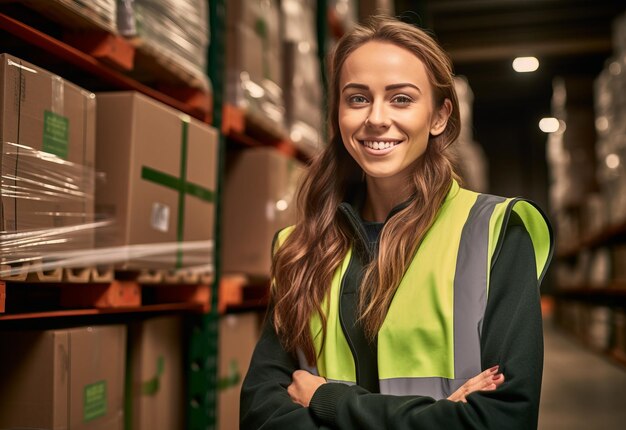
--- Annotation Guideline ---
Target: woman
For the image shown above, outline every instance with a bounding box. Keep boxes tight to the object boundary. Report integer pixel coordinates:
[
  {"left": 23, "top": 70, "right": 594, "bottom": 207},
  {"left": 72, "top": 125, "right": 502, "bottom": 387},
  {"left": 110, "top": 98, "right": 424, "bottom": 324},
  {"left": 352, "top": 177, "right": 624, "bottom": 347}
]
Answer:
[{"left": 241, "top": 16, "right": 554, "bottom": 429}]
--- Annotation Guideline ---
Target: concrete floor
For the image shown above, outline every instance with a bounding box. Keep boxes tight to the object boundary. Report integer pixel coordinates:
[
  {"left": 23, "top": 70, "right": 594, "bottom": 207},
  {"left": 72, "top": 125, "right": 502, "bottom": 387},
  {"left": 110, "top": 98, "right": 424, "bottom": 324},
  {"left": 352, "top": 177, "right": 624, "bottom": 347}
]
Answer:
[{"left": 539, "top": 320, "right": 626, "bottom": 430}]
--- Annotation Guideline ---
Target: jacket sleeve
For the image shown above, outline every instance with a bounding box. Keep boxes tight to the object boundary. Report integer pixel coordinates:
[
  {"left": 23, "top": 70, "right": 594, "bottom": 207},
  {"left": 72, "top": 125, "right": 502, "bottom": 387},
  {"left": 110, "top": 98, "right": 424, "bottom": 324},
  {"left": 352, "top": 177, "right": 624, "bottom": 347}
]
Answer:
[
  {"left": 308, "top": 217, "right": 546, "bottom": 429},
  {"left": 239, "top": 309, "right": 331, "bottom": 429}
]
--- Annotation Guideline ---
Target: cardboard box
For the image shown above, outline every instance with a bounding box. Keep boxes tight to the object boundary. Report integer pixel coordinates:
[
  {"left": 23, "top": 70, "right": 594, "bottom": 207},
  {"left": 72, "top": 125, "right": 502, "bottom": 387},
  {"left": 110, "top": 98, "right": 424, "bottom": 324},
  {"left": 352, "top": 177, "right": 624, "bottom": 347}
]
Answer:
[
  {"left": 0, "top": 324, "right": 126, "bottom": 429},
  {"left": 222, "top": 148, "right": 304, "bottom": 277},
  {"left": 95, "top": 91, "right": 218, "bottom": 270},
  {"left": 218, "top": 312, "right": 263, "bottom": 430},
  {"left": 127, "top": 316, "right": 184, "bottom": 430},
  {"left": 0, "top": 53, "right": 96, "bottom": 259}
]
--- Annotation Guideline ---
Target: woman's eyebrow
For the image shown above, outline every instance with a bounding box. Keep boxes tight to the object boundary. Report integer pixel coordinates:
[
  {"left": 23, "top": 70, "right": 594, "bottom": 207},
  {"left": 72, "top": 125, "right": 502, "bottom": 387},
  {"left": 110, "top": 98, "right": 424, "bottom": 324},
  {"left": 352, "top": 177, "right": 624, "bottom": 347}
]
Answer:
[
  {"left": 341, "top": 82, "right": 422, "bottom": 93},
  {"left": 385, "top": 83, "right": 422, "bottom": 93},
  {"left": 342, "top": 83, "right": 369, "bottom": 92}
]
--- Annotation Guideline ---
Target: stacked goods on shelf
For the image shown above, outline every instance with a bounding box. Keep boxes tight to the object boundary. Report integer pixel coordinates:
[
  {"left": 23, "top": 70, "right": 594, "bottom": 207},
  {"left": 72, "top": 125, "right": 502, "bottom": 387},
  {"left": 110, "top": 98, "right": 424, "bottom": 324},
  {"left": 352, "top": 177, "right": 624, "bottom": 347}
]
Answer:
[
  {"left": 95, "top": 91, "right": 218, "bottom": 277},
  {"left": 554, "top": 302, "right": 613, "bottom": 352},
  {"left": 117, "top": 0, "right": 210, "bottom": 89},
  {"left": 8, "top": 0, "right": 118, "bottom": 33},
  {"left": 127, "top": 316, "right": 184, "bottom": 430},
  {"left": 453, "top": 76, "right": 488, "bottom": 193},
  {"left": 225, "top": 0, "right": 285, "bottom": 135},
  {"left": 547, "top": 76, "right": 597, "bottom": 253},
  {"left": 282, "top": 0, "right": 324, "bottom": 156},
  {"left": 0, "top": 54, "right": 96, "bottom": 277},
  {"left": 222, "top": 147, "right": 304, "bottom": 278},
  {"left": 0, "top": 325, "right": 126, "bottom": 429},
  {"left": 218, "top": 312, "right": 263, "bottom": 430},
  {"left": 552, "top": 12, "right": 626, "bottom": 365},
  {"left": 594, "top": 42, "right": 626, "bottom": 229}
]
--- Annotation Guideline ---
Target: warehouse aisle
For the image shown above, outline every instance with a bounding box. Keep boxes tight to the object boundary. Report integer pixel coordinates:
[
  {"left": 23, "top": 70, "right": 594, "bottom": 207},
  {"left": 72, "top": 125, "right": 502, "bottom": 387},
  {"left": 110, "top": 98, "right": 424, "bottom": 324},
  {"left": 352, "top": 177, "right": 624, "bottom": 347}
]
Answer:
[{"left": 539, "top": 319, "right": 626, "bottom": 429}]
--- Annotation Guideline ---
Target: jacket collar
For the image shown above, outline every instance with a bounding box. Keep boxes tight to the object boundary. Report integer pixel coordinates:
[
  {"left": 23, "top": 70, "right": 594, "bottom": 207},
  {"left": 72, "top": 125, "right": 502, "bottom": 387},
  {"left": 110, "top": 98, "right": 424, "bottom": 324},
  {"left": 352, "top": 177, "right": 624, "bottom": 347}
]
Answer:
[{"left": 337, "top": 179, "right": 460, "bottom": 256}]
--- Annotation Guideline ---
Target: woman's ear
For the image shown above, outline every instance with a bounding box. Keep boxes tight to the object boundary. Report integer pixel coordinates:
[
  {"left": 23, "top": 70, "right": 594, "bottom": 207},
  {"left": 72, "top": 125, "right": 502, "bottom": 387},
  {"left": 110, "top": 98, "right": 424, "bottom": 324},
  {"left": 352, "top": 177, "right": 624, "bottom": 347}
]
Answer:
[{"left": 430, "top": 98, "right": 452, "bottom": 136}]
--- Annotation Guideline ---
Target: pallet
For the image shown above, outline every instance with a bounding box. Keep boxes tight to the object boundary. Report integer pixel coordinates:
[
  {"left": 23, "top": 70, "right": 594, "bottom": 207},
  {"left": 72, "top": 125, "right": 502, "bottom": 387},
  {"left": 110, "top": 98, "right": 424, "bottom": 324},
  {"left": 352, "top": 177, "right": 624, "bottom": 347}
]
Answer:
[
  {"left": 0, "top": 278, "right": 211, "bottom": 320},
  {"left": 1, "top": 259, "right": 214, "bottom": 285}
]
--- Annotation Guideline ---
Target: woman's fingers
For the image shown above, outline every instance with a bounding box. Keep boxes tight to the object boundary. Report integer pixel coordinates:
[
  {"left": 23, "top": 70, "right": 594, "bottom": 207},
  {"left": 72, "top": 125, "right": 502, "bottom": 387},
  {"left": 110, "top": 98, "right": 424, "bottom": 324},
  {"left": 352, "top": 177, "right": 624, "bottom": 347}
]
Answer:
[{"left": 447, "top": 365, "right": 505, "bottom": 402}]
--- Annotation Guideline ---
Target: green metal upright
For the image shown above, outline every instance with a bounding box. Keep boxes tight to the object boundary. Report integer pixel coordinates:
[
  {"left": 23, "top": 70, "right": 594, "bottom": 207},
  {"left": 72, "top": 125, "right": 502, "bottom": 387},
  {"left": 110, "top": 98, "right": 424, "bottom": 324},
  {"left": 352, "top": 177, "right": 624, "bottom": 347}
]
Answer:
[{"left": 187, "top": 0, "right": 226, "bottom": 429}]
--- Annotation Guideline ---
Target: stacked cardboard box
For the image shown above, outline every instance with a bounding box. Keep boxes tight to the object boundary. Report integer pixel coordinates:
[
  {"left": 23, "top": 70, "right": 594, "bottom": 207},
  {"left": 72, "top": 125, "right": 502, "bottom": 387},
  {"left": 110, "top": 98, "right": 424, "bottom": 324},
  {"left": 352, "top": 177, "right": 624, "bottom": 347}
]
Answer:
[
  {"left": 218, "top": 312, "right": 263, "bottom": 430},
  {"left": 95, "top": 91, "right": 218, "bottom": 272},
  {"left": 222, "top": 148, "right": 304, "bottom": 277},
  {"left": 226, "top": 0, "right": 285, "bottom": 133},
  {"left": 0, "top": 325, "right": 126, "bottom": 429},
  {"left": 127, "top": 316, "right": 184, "bottom": 430},
  {"left": 0, "top": 53, "right": 96, "bottom": 266},
  {"left": 282, "top": 0, "right": 324, "bottom": 156}
]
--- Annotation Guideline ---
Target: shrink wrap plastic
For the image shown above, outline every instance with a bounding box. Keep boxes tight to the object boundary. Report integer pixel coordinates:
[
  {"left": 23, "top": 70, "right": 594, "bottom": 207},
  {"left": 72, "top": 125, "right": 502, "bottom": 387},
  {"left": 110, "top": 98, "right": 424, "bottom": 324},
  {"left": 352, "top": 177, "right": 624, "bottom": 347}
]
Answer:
[
  {"left": 0, "top": 143, "right": 214, "bottom": 278},
  {"left": 117, "top": 0, "right": 210, "bottom": 90}
]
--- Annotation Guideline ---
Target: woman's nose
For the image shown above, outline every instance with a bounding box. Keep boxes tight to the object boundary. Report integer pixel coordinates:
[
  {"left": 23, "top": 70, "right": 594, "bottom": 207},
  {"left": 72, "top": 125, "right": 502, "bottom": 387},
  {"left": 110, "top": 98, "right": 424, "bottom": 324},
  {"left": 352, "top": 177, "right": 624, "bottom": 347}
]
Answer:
[{"left": 365, "top": 102, "right": 391, "bottom": 128}]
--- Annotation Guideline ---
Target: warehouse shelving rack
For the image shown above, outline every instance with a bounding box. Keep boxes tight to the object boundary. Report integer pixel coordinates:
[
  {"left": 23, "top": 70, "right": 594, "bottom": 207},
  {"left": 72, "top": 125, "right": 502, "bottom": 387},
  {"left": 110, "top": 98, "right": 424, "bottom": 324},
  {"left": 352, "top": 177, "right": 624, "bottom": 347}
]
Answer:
[
  {"left": 0, "top": 0, "right": 333, "bottom": 427},
  {"left": 0, "top": 2, "right": 222, "bottom": 428},
  {"left": 552, "top": 207, "right": 626, "bottom": 370}
]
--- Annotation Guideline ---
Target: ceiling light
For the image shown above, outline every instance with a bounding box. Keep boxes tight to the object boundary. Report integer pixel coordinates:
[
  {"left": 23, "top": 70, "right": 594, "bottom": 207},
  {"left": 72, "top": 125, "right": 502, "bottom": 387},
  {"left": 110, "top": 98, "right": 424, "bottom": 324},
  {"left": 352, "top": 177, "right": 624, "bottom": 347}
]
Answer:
[
  {"left": 606, "top": 154, "right": 620, "bottom": 169},
  {"left": 539, "top": 117, "right": 560, "bottom": 133},
  {"left": 513, "top": 57, "right": 539, "bottom": 73}
]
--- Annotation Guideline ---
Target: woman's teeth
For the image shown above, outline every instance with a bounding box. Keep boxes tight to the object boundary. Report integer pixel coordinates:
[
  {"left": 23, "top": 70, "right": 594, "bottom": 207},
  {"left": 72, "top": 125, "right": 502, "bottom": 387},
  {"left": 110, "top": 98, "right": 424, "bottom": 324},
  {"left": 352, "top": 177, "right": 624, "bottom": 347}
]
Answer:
[{"left": 362, "top": 140, "right": 400, "bottom": 150}]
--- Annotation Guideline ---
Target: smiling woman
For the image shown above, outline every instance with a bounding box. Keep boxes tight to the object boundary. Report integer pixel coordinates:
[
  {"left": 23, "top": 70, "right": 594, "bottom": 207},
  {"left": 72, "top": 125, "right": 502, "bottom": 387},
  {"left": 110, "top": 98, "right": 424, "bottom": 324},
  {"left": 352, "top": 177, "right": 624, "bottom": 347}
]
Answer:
[{"left": 240, "top": 15, "right": 554, "bottom": 430}]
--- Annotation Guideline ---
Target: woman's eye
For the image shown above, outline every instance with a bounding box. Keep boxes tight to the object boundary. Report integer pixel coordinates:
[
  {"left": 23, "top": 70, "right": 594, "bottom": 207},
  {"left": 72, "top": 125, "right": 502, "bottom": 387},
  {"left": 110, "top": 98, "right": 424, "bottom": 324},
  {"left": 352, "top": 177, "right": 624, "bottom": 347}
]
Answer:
[
  {"left": 392, "top": 95, "right": 413, "bottom": 105},
  {"left": 348, "top": 95, "right": 368, "bottom": 104}
]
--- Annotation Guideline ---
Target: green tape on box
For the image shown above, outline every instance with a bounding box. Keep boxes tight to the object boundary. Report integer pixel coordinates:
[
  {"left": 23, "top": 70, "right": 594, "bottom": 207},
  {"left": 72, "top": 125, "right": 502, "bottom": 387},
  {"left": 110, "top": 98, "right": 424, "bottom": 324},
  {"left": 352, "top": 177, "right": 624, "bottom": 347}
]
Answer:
[
  {"left": 43, "top": 110, "right": 69, "bottom": 158},
  {"left": 84, "top": 380, "right": 107, "bottom": 422},
  {"left": 140, "top": 119, "right": 215, "bottom": 269},
  {"left": 217, "top": 359, "right": 241, "bottom": 390}
]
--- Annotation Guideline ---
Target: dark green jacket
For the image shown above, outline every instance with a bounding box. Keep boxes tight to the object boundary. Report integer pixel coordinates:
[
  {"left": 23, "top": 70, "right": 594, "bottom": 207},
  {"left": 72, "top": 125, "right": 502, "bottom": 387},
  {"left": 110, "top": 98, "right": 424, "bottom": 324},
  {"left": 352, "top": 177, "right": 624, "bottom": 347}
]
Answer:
[{"left": 241, "top": 202, "right": 548, "bottom": 429}]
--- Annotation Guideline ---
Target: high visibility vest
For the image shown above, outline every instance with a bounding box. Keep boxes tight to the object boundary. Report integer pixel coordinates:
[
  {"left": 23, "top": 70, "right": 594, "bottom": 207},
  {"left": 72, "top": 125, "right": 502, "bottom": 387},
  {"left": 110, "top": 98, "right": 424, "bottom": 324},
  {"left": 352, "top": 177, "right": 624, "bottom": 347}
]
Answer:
[{"left": 276, "top": 180, "right": 554, "bottom": 399}]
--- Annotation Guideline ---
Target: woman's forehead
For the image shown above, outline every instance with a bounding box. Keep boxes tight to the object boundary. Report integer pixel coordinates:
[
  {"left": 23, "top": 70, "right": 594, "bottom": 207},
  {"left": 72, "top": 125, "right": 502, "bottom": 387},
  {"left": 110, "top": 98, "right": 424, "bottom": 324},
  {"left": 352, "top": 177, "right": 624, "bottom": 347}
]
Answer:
[{"left": 340, "top": 41, "right": 430, "bottom": 89}]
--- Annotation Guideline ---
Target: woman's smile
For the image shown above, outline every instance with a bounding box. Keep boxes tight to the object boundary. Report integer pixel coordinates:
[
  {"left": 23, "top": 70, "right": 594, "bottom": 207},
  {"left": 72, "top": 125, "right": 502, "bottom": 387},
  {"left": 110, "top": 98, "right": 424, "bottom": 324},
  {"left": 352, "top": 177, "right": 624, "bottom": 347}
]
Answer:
[{"left": 358, "top": 138, "right": 404, "bottom": 155}]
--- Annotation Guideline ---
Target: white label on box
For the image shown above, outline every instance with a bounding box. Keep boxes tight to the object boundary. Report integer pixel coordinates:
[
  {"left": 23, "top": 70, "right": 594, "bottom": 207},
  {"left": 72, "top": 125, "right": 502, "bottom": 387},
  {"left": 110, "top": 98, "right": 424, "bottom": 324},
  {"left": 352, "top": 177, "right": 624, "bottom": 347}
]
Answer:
[{"left": 151, "top": 202, "right": 170, "bottom": 233}]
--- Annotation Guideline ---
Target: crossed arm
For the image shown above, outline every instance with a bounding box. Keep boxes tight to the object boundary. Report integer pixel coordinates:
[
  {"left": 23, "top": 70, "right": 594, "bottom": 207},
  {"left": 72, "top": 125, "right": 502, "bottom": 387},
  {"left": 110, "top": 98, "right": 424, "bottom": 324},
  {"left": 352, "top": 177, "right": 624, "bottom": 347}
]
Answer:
[{"left": 240, "top": 224, "right": 543, "bottom": 429}]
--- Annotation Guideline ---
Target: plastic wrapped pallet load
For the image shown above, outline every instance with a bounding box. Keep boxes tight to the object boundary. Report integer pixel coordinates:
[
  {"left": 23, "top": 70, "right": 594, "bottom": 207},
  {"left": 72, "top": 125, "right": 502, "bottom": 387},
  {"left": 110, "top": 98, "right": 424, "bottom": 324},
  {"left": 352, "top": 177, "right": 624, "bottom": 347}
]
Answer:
[{"left": 0, "top": 53, "right": 96, "bottom": 278}]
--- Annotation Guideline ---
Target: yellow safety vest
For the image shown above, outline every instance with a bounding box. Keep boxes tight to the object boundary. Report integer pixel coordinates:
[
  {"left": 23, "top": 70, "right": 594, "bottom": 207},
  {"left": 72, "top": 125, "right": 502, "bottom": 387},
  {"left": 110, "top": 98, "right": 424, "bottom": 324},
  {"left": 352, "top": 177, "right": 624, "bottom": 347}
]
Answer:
[{"left": 276, "top": 180, "right": 553, "bottom": 399}]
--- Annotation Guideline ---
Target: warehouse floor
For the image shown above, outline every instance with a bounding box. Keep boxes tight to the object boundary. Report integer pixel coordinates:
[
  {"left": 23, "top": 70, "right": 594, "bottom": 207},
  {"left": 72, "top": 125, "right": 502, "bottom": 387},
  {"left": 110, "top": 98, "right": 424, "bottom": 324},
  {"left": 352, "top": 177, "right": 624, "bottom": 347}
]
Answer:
[{"left": 539, "top": 319, "right": 626, "bottom": 430}]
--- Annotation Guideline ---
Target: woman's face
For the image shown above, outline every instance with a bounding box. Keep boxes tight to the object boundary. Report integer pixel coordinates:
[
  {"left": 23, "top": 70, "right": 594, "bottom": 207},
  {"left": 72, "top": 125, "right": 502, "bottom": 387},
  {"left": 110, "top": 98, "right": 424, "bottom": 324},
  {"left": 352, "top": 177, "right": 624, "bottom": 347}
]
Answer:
[{"left": 338, "top": 41, "right": 450, "bottom": 185}]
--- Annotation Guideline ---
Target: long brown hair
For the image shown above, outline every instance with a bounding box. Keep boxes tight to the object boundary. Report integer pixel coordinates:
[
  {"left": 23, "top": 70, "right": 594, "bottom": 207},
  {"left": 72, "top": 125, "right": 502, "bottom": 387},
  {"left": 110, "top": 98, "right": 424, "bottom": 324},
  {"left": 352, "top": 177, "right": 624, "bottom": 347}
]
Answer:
[{"left": 271, "top": 16, "right": 462, "bottom": 365}]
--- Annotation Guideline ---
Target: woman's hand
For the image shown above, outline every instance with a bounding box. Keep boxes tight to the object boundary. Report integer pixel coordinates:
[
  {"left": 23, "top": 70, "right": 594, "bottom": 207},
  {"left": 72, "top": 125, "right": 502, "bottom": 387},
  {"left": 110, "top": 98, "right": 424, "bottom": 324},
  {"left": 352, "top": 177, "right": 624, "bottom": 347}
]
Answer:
[
  {"left": 447, "top": 365, "right": 505, "bottom": 403},
  {"left": 287, "top": 370, "right": 327, "bottom": 407}
]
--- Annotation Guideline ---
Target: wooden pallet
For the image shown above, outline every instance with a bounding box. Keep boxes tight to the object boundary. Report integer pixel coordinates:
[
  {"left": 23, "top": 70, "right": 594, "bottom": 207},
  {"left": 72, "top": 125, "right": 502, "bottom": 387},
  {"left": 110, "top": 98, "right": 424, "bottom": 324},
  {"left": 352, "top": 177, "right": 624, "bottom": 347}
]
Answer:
[
  {"left": 1, "top": 260, "right": 213, "bottom": 285},
  {"left": 0, "top": 278, "right": 211, "bottom": 320}
]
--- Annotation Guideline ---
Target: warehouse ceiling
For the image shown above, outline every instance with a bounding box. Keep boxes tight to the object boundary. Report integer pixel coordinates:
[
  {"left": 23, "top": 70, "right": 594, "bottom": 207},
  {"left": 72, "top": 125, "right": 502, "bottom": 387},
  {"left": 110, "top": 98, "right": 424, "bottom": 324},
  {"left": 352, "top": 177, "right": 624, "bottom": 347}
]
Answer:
[
  {"left": 393, "top": 0, "right": 625, "bottom": 204},
  {"left": 395, "top": 0, "right": 625, "bottom": 101}
]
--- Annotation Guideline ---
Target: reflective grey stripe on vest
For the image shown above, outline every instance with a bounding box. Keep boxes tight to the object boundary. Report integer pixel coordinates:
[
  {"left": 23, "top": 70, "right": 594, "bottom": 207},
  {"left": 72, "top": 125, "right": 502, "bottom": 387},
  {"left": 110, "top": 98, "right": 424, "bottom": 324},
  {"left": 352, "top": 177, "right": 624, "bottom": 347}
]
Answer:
[
  {"left": 380, "top": 377, "right": 468, "bottom": 399},
  {"left": 380, "top": 194, "right": 505, "bottom": 399}
]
